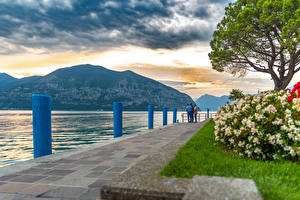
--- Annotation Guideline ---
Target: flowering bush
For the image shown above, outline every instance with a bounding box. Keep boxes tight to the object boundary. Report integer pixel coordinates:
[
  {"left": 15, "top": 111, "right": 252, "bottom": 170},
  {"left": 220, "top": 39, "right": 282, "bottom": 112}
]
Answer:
[{"left": 214, "top": 82, "right": 300, "bottom": 161}]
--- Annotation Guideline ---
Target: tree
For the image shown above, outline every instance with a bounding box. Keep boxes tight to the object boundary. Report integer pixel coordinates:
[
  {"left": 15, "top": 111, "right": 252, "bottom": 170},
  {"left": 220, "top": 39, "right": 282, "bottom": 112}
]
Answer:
[
  {"left": 229, "top": 89, "right": 245, "bottom": 100},
  {"left": 209, "top": 0, "right": 300, "bottom": 90}
]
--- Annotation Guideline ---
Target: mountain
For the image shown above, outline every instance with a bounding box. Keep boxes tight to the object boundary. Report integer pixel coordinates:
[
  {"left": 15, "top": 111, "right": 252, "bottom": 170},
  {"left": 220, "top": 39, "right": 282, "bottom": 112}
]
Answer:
[
  {"left": 0, "top": 73, "right": 18, "bottom": 89},
  {"left": 18, "top": 76, "right": 43, "bottom": 85},
  {"left": 0, "top": 64, "right": 194, "bottom": 110},
  {"left": 195, "top": 94, "right": 232, "bottom": 111},
  {"left": 0, "top": 73, "right": 42, "bottom": 89}
]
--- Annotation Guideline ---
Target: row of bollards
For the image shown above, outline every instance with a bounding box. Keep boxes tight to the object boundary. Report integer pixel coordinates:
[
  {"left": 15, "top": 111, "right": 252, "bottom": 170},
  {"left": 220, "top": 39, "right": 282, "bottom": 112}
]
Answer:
[
  {"left": 32, "top": 95, "right": 180, "bottom": 159},
  {"left": 113, "top": 103, "right": 178, "bottom": 138}
]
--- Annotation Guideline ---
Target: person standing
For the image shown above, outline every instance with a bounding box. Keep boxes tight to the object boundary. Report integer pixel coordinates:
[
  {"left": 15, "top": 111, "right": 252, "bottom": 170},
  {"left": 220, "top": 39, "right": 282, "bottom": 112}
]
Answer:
[
  {"left": 186, "top": 104, "right": 191, "bottom": 123},
  {"left": 193, "top": 104, "right": 198, "bottom": 123},
  {"left": 190, "top": 103, "right": 194, "bottom": 122}
]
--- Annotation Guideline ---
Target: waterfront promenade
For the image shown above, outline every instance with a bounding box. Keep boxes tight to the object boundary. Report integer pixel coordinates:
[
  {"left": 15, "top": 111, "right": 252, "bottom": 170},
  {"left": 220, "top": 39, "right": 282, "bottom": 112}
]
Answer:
[{"left": 0, "top": 121, "right": 207, "bottom": 200}]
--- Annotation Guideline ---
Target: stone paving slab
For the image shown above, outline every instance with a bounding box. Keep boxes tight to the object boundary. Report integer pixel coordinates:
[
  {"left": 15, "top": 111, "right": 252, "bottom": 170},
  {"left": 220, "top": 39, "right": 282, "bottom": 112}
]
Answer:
[{"left": 0, "top": 121, "right": 206, "bottom": 200}]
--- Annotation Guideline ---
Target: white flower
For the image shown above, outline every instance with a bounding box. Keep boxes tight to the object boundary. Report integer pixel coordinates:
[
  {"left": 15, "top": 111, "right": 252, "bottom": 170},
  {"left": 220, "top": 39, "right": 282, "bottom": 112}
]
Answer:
[
  {"left": 234, "top": 130, "right": 241, "bottom": 136},
  {"left": 256, "top": 104, "right": 261, "bottom": 110},
  {"left": 277, "top": 139, "right": 284, "bottom": 146},
  {"left": 288, "top": 133, "right": 294, "bottom": 139},
  {"left": 225, "top": 128, "right": 231, "bottom": 135},
  {"left": 248, "top": 136, "right": 253, "bottom": 141},
  {"left": 245, "top": 150, "right": 252, "bottom": 157},
  {"left": 238, "top": 141, "right": 245, "bottom": 147},
  {"left": 242, "top": 118, "right": 247, "bottom": 125},
  {"left": 255, "top": 113, "right": 263, "bottom": 121},
  {"left": 269, "top": 136, "right": 276, "bottom": 144},
  {"left": 275, "top": 134, "right": 281, "bottom": 139},
  {"left": 253, "top": 137, "right": 260, "bottom": 145},
  {"left": 272, "top": 118, "right": 283, "bottom": 125},
  {"left": 233, "top": 118, "right": 237, "bottom": 124},
  {"left": 263, "top": 105, "right": 277, "bottom": 113},
  {"left": 272, "top": 154, "right": 279, "bottom": 160},
  {"left": 290, "top": 149, "right": 296, "bottom": 157},
  {"left": 251, "top": 127, "right": 258, "bottom": 133},
  {"left": 254, "top": 148, "right": 262, "bottom": 154}
]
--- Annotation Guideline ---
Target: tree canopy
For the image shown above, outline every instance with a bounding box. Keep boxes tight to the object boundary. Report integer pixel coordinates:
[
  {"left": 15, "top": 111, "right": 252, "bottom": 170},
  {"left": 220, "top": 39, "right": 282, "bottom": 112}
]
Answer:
[
  {"left": 229, "top": 89, "right": 245, "bottom": 100},
  {"left": 209, "top": 0, "right": 300, "bottom": 90}
]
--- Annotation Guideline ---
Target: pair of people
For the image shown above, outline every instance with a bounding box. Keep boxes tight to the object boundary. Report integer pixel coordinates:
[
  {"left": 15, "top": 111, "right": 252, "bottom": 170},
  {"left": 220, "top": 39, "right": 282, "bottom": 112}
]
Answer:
[{"left": 186, "top": 103, "right": 198, "bottom": 123}]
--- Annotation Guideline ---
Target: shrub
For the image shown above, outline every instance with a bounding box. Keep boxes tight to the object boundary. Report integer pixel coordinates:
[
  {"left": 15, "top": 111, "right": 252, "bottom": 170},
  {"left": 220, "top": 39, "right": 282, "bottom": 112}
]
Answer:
[{"left": 214, "top": 82, "right": 300, "bottom": 161}]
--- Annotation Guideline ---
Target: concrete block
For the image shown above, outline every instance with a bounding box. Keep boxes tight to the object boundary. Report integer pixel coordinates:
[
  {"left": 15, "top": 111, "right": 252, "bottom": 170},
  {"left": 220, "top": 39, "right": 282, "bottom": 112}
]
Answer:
[{"left": 183, "top": 176, "right": 262, "bottom": 200}]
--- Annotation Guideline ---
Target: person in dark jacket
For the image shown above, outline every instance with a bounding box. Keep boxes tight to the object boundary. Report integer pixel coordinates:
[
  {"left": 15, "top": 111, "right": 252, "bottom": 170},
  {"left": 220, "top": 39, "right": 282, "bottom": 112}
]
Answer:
[
  {"left": 186, "top": 104, "right": 193, "bottom": 123},
  {"left": 190, "top": 103, "right": 194, "bottom": 122}
]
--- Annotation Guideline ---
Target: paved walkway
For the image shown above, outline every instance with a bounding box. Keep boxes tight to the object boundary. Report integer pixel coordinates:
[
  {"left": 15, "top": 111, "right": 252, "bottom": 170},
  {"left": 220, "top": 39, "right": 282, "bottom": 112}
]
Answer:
[{"left": 0, "top": 122, "right": 205, "bottom": 200}]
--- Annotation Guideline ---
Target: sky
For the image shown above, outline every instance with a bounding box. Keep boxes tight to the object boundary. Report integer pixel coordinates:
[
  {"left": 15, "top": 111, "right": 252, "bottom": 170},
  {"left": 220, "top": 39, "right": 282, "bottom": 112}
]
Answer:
[{"left": 0, "top": 0, "right": 299, "bottom": 99}]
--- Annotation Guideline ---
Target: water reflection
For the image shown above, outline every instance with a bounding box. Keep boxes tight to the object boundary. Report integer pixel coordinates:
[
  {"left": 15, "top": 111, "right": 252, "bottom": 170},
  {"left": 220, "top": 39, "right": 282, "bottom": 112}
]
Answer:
[{"left": 0, "top": 110, "right": 189, "bottom": 167}]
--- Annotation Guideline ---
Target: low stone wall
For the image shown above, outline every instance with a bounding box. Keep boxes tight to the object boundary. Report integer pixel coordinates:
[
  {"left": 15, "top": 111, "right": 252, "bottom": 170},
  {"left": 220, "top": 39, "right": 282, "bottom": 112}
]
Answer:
[{"left": 101, "top": 119, "right": 262, "bottom": 200}]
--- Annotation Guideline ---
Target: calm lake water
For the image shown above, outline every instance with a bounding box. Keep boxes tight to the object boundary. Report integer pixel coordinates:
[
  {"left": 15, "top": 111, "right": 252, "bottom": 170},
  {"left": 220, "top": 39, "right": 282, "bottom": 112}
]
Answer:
[{"left": 0, "top": 110, "right": 191, "bottom": 167}]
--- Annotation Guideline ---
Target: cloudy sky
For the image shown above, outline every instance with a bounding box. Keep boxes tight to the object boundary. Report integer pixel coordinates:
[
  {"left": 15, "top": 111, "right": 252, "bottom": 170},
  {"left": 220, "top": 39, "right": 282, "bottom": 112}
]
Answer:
[{"left": 0, "top": 0, "right": 299, "bottom": 98}]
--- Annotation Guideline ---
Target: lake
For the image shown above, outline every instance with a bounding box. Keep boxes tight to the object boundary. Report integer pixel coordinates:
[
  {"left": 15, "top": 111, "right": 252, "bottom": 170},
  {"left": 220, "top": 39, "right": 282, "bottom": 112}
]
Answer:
[{"left": 0, "top": 110, "right": 196, "bottom": 167}]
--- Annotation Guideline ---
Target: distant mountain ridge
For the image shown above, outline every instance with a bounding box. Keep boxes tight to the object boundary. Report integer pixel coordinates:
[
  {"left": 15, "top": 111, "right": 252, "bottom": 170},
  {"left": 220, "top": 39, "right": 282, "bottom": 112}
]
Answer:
[
  {"left": 0, "top": 73, "right": 42, "bottom": 89},
  {"left": 0, "top": 64, "right": 194, "bottom": 110},
  {"left": 195, "top": 94, "right": 232, "bottom": 111},
  {"left": 0, "top": 73, "right": 18, "bottom": 89}
]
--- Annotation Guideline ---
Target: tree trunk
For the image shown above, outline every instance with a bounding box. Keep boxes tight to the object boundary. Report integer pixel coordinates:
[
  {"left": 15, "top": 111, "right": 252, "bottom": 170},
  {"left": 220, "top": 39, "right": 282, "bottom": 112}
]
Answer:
[
  {"left": 273, "top": 76, "right": 293, "bottom": 91},
  {"left": 274, "top": 81, "right": 282, "bottom": 91},
  {"left": 271, "top": 62, "right": 295, "bottom": 91},
  {"left": 271, "top": 73, "right": 282, "bottom": 91}
]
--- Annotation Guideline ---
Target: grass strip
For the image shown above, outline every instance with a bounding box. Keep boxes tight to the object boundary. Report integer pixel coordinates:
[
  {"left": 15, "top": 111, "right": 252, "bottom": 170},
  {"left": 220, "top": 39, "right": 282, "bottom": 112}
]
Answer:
[{"left": 160, "top": 120, "right": 300, "bottom": 200}]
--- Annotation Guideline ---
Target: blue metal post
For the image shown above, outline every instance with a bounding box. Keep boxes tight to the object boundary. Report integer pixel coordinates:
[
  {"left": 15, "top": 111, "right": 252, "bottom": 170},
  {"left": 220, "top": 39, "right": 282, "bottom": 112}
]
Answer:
[
  {"left": 163, "top": 107, "right": 167, "bottom": 126},
  {"left": 113, "top": 102, "right": 122, "bottom": 138},
  {"left": 207, "top": 108, "right": 210, "bottom": 119},
  {"left": 148, "top": 105, "right": 154, "bottom": 129},
  {"left": 173, "top": 108, "right": 177, "bottom": 123},
  {"left": 32, "top": 94, "right": 52, "bottom": 159}
]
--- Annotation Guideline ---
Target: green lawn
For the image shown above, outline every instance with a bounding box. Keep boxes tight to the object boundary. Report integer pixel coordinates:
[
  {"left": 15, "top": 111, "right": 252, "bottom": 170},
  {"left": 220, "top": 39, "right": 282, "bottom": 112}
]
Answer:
[{"left": 160, "top": 120, "right": 300, "bottom": 200}]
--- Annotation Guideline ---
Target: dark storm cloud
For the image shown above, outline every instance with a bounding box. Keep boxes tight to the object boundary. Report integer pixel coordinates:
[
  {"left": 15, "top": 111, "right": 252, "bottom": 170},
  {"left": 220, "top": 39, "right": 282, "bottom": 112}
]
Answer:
[{"left": 0, "top": 0, "right": 232, "bottom": 54}]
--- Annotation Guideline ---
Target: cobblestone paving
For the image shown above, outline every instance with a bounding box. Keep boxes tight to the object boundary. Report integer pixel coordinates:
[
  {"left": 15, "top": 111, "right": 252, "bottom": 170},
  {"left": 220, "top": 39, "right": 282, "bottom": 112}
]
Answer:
[{"left": 0, "top": 122, "right": 204, "bottom": 200}]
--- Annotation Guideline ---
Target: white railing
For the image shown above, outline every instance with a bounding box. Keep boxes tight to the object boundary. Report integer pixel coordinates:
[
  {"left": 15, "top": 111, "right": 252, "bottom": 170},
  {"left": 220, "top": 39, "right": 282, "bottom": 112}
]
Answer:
[{"left": 180, "top": 112, "right": 217, "bottom": 122}]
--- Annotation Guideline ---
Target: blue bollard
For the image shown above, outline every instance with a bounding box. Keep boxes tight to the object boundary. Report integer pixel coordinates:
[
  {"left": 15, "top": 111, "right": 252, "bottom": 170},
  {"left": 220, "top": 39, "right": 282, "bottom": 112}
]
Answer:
[
  {"left": 148, "top": 105, "right": 154, "bottom": 129},
  {"left": 173, "top": 108, "right": 177, "bottom": 123},
  {"left": 207, "top": 108, "right": 210, "bottom": 119},
  {"left": 163, "top": 107, "right": 167, "bottom": 126},
  {"left": 32, "top": 94, "right": 52, "bottom": 159},
  {"left": 113, "top": 102, "right": 122, "bottom": 138}
]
